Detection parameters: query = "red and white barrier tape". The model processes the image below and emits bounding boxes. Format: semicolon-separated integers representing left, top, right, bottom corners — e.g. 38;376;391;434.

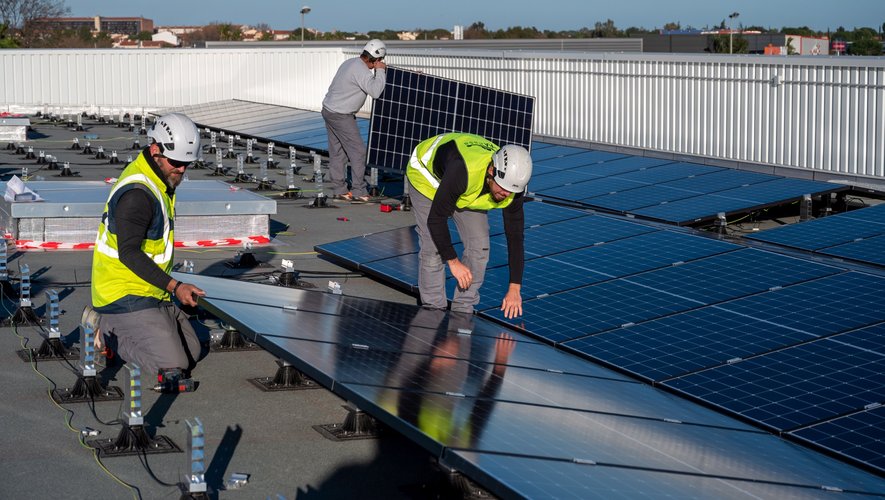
15;235;270;250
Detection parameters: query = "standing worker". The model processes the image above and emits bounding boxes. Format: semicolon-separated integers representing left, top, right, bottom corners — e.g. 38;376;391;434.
322;39;387;203
91;112;207;386
406;133;533;319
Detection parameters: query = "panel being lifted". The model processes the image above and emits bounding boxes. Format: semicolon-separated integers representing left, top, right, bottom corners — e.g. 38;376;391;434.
367;67;534;171
0;180;276;249
174;272;885;499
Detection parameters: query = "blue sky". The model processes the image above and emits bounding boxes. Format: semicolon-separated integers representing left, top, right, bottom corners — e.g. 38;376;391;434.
67;0;883;33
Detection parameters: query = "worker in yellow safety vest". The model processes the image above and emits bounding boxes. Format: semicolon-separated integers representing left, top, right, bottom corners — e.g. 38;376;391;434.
406;133;533;318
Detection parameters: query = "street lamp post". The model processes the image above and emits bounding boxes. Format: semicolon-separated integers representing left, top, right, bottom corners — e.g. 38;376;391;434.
300;6;311;46
728;11;740;54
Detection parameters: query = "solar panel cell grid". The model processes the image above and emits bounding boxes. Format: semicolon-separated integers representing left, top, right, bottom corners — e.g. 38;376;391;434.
368;67;534;171
792;406;885;472
664;325;885;432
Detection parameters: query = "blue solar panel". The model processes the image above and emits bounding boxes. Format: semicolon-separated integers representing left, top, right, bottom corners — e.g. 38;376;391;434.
487;279;701;343
360;253;420;292
528;169;605;192
566;307;817;383
522;215;657;256
658;169;777;193
747;216;885;252
367;68;534;171
840;203;885;224
792;405;885;473
487;200;590;236
532;150;627;170
716;271;885;337
609;162;723;184
821;234;885;266
633;178;843;225
473;230;740;312
529;144;589;161
579;184;704;212
664;324;885;432
535;176;652;201
579;156;674;177
315;226;419;266
624;248;842;304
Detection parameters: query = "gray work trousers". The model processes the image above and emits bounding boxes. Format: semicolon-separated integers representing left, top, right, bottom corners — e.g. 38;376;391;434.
408;178;490;313
100;302;205;377
322;108;368;197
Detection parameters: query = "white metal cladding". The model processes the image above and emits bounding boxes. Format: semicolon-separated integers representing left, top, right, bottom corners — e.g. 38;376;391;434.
1;48;882;180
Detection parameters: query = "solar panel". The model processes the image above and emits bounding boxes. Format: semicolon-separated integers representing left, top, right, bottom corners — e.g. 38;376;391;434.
527;169;607;192
609;162;723;184
664;324;885;433
535;176;653;202
315;226;419;267
747;215;885;252
367;67;534;171
578;184;705;212
840;203;885;224
792;405;885;473
633;178;844;225
175;272;885;497
487;279;701;343
624;248;843;304
521;215;657;257
714;271;885;337
658;169;778;193
821;234;885;266
473;230;741;312
532;150;627;170
566;307;817;383
528;144;588;161
167;99;341;153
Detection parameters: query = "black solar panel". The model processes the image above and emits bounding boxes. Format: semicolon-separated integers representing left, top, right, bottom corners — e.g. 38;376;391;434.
367;67;534;171
748;217;885;251
822;234;885;266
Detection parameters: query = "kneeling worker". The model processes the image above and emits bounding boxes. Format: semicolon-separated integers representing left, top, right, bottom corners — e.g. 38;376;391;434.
406;133;532;319
91;112;207;388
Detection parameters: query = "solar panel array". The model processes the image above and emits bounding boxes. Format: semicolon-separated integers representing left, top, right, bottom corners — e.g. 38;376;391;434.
746;203;885;267
528;144;848;225
367;67;535;171
316;201;885;476
178;272;885;498
168;99;368;154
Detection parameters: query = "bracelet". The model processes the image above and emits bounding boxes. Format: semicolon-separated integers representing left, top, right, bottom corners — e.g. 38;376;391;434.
172;281;184;296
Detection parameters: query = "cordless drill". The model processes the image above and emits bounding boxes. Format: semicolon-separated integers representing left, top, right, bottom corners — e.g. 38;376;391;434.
153;368;196;393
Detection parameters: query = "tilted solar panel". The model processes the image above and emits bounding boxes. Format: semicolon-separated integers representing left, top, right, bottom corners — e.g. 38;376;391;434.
367;67;534;171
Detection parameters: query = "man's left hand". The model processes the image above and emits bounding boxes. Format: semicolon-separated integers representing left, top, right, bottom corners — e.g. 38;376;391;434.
501;284;522;319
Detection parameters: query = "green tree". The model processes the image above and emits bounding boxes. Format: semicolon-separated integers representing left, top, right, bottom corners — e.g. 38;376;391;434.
782;26;818;37
592;19;621;37
0;22;19;47
712;33;748;53
132;30;153;41
1;0;69;47
366;29;398;40
464;21;488;39
217;23;242;41
849;37;883;55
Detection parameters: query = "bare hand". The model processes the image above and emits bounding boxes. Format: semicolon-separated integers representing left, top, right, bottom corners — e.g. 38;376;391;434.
448;259;473;290
500;284;522;319
175;283;206;307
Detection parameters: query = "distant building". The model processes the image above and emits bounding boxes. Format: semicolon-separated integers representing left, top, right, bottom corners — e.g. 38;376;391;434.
398;31;419;41
156;26;202;36
639;32;830;55
152;31;179;46
30;16;154;37
454;25;463;41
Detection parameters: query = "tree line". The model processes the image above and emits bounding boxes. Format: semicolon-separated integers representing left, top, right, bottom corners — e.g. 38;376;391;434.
0;0;882;55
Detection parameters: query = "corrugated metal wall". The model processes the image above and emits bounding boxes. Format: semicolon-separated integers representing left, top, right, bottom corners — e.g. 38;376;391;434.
1;48;882;179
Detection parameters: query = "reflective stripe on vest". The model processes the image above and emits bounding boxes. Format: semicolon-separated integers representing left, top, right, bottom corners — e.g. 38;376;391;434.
94;173;172;265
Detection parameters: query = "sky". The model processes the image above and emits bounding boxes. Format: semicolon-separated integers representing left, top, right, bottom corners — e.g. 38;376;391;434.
65;0;884;33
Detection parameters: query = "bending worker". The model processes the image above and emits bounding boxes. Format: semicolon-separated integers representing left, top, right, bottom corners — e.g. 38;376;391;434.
91;112;207;381
322;39;387;203
406;133;532;319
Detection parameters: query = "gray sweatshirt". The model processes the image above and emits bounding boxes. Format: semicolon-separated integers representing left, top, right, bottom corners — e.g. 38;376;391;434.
321;57;386;114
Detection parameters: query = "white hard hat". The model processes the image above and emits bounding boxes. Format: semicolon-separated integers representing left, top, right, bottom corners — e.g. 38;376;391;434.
147;113;200;162
363;39;386;59
492;145;533;193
